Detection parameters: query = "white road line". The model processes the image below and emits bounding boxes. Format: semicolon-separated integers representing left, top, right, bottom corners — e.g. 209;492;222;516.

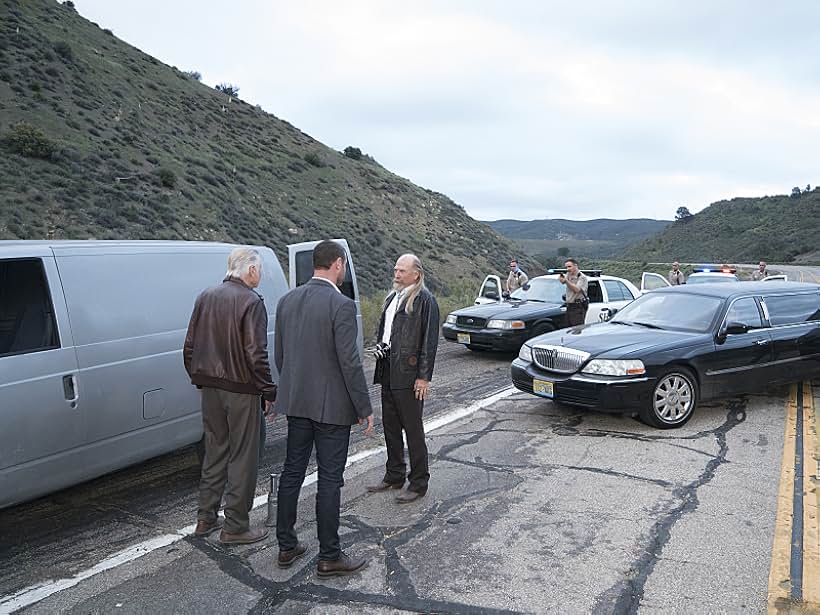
0;385;515;614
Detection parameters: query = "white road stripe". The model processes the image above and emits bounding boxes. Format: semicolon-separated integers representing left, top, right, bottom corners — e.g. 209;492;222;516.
0;385;515;614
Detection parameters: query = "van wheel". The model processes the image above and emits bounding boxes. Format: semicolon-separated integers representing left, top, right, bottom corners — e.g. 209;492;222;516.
640;367;697;429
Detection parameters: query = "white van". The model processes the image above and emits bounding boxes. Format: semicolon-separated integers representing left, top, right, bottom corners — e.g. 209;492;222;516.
0;239;361;509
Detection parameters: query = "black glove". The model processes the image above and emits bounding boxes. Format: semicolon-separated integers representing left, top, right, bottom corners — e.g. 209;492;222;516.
374;342;390;360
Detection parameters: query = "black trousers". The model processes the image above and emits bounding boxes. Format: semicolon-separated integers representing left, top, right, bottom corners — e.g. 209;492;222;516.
276;416;351;561
380;366;429;493
566;302;588;326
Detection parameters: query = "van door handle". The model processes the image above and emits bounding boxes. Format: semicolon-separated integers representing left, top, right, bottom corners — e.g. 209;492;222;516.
63;374;79;408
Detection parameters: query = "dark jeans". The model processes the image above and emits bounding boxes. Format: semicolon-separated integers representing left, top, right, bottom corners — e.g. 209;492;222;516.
566;302;588;326
380;367;429;493
197;388;261;534
276;416;351;561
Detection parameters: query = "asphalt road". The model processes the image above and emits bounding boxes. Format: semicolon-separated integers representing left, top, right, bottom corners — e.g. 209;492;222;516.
1;339;817;614
0;339;514;602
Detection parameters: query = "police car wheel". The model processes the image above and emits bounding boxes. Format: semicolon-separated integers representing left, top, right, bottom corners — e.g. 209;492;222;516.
466;345;486;352
639;367;698;429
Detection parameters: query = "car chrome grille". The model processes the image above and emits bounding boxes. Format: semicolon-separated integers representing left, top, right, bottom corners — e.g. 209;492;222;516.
532;345;589;374
456;316;487;328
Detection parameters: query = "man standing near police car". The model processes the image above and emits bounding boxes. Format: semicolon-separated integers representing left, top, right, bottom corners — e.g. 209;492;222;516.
559;258;589;326
368;254;439;503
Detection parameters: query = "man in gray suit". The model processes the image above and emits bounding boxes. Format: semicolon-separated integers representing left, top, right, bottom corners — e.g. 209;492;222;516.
273;240;374;577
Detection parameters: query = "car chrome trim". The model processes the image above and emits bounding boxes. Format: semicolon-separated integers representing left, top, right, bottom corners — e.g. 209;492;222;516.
570;374;650;384
531;344;590;373
705;353;818;376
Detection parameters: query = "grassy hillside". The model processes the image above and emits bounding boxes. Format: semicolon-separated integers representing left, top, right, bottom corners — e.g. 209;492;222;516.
485;218;671;259
621;192;820;264
0;0;527;295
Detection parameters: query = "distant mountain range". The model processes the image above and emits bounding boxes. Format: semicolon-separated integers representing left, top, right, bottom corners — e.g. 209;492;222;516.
484;218;671;259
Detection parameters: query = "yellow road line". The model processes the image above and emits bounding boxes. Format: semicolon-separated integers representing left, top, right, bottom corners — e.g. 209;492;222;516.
804;383;819;604
768;385;799;613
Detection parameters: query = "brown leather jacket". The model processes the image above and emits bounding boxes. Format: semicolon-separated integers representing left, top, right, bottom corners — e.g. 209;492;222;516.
183;277;276;401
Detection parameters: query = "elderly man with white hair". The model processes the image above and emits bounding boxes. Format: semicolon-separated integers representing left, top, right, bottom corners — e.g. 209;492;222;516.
368;254;440;503
184;247;277;545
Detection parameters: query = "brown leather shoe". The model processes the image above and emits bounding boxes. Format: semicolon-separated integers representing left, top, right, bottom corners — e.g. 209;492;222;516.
193;518;223;537
366;480;404;493
278;543;307;568
395;490;426;504
316;553;368;577
219;527;269;545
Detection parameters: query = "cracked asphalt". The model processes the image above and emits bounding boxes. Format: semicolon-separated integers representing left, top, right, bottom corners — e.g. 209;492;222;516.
1;342;804;614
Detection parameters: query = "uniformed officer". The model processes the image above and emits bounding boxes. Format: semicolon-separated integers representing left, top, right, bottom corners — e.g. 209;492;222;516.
559;259;589;326
668;262;685;285
506;259;529;294
751;261;767;281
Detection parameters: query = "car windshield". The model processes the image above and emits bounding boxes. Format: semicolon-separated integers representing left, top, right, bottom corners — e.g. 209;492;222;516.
688;274;739;284
510;277;565;304
611;292;723;332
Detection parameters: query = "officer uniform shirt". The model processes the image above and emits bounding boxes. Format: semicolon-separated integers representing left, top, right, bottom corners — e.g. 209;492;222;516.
668;270;685;285
751;269;767;281
506;270;529;292
565;271;589;303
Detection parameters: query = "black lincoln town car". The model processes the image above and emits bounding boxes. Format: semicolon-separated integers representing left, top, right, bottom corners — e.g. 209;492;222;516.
511;282;820;428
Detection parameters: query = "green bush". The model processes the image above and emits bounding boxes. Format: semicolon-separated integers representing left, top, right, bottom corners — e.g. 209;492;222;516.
215;83;239;97
3;122;56;159
304;152;324;168
158;168;177;188
343;146;363;160
53;41;73;62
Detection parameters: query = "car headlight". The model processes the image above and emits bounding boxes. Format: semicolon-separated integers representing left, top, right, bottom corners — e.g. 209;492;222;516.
445;314;457;325
487;319;525;330
518;343;533;362
582;359;646;376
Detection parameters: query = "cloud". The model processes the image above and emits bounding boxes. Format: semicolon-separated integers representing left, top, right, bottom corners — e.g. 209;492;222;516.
77;1;820;220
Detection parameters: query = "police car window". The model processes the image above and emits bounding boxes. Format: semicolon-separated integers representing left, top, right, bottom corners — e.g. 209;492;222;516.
764;294;820;326
603;280;629;302
587;281;603;303
481;279;499;296
724;298;763;329
0;259;59;356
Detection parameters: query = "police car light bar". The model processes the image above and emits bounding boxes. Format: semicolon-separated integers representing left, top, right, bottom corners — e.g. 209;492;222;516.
693;265;736;274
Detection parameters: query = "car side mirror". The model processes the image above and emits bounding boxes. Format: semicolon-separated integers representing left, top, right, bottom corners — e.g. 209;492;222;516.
485;291;499;300
717;321;749;343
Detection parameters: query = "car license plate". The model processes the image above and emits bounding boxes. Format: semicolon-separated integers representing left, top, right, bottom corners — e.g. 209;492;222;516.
457;333;471;344
533;379;554;398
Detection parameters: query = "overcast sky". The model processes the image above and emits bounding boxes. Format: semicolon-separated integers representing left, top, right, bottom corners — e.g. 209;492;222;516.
75;1;820;221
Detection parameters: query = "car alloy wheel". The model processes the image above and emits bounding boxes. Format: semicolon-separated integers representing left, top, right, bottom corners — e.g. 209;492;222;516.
641;368;697;428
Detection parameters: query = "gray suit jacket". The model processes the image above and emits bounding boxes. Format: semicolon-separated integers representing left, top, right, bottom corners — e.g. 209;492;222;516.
274;278;372;425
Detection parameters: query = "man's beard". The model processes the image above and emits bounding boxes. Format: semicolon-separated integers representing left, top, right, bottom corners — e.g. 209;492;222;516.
392;280;405;291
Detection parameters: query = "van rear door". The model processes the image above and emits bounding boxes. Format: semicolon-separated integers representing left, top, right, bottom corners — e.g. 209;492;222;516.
287;239;364;358
0;250;84;508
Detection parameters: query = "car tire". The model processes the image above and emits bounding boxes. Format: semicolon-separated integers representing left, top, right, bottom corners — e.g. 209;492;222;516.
640;367;698;429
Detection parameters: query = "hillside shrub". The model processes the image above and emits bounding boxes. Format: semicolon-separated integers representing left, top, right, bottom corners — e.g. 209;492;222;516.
343;146;363;160
304;152;324;168
215;83;239;97
183;70;201;81
157;168;177;188
3;123;56;159
53;41;73;62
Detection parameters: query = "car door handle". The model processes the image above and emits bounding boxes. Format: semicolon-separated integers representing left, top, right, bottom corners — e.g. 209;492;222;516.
63;374;79;408
754;339;770;346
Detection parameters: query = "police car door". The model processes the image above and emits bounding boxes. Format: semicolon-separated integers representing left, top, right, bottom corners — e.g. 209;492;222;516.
475;274;503;305
287;239;364;359
640;272;671;294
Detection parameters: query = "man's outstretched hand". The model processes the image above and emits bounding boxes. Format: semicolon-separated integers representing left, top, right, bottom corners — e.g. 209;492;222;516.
359;415;374;436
